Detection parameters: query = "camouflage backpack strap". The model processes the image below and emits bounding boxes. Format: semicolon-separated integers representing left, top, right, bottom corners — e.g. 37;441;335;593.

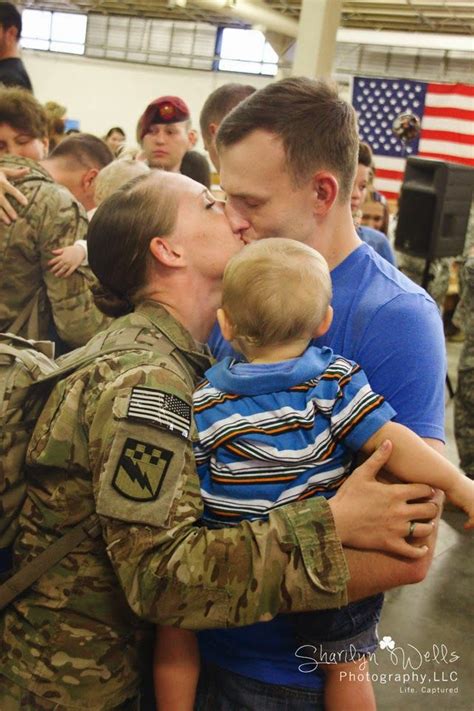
0;514;101;609
107;315;199;392
137;328;197;391
8;289;42;339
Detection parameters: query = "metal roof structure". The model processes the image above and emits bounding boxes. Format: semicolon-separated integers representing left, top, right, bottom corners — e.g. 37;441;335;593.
20;1;474;38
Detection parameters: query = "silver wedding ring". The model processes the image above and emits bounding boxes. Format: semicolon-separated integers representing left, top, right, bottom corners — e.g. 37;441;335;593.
408;520;416;537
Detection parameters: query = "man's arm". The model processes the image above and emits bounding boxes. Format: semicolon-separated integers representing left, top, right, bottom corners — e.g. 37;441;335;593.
345;438;444;601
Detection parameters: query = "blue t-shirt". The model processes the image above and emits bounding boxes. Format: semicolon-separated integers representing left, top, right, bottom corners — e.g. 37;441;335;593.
203;242;446;689
357;225;397;266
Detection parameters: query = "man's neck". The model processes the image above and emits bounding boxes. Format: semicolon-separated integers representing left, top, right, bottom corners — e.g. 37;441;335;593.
0;46;20;60
309;203;362;271
247;339;310;364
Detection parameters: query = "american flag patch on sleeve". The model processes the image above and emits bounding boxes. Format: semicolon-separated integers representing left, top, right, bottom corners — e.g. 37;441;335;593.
127;387;192;439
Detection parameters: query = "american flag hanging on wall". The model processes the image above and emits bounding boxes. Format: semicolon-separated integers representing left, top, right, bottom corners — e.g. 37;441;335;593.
351;76;474;201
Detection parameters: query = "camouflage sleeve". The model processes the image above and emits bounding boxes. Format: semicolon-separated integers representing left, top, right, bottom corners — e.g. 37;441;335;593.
37;184;109;347
464;255;474;288
87;360;349;630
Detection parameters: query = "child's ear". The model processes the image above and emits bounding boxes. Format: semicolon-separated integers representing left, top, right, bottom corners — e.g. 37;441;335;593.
314;305;333;338
217;308;235;342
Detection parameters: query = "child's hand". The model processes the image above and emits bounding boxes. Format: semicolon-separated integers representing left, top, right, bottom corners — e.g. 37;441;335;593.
48;244;86;277
445;476;474;530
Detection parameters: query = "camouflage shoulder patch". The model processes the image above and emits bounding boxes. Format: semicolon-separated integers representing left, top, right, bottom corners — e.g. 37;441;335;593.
112;437;173;502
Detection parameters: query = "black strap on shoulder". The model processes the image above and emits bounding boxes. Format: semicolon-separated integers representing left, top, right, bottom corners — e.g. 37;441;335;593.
0;514;101;610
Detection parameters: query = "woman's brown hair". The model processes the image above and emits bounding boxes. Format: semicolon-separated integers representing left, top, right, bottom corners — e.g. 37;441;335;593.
87;171;179;317
0;85;48;139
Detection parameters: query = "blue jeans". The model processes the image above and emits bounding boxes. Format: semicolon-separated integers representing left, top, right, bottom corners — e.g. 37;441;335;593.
195;662;324;711
293;593;383;661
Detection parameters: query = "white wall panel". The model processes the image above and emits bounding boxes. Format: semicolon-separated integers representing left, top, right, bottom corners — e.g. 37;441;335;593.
22;49;272;149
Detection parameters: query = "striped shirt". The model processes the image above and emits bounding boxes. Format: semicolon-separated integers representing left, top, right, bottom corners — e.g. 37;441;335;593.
193;345;396;525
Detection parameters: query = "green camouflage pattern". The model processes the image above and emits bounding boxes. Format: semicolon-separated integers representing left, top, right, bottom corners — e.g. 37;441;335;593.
455;254;474;478
0;675;140;710
0;156;109;348
452;202;474;331
0;335;58;552
396;252;452;309
0;301;349;709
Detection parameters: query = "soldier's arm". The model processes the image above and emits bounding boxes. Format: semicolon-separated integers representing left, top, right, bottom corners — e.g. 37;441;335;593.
37;185;109;347
88;362;436;630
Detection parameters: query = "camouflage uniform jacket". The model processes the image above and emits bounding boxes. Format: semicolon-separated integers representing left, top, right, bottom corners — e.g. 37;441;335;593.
462;255;474;340
0;156;108;347
0;301;349;709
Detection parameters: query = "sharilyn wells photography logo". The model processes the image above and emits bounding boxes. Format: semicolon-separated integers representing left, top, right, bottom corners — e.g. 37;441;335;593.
295;635;460;697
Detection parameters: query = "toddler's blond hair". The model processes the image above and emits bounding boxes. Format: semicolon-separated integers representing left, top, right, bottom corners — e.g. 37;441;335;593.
94;158;150;205
222;238;332;353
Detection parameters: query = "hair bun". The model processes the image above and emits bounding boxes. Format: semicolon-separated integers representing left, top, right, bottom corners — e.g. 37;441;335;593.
92;283;133;318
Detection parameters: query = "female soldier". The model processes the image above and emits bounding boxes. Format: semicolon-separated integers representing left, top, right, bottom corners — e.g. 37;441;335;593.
0;171;437;709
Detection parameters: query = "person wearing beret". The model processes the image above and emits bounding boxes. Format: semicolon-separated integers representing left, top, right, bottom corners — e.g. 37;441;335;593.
137;95;194;173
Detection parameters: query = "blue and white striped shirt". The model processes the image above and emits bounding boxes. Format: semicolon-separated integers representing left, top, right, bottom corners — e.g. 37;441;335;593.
193;345;395;526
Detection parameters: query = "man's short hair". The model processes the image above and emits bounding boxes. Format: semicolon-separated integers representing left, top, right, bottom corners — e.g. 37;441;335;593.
0;85;48;138
222;238;332;352
358;142;373;168
217;77;359;203
0;2;21;37
199;83;256;145
49;134;113;170
180;150;211;188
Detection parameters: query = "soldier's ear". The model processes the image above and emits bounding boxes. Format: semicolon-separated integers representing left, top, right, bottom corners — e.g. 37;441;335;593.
149;236;184;268
82;168;99;190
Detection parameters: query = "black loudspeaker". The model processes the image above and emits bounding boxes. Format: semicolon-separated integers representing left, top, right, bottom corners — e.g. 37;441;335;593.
395;157;474;259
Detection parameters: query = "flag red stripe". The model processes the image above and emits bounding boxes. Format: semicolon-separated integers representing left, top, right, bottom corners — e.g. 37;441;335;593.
427;83;474;97
378;190;400;201
423;106;474;121
420;129;474;145
375;168;404;180
419;151;474;166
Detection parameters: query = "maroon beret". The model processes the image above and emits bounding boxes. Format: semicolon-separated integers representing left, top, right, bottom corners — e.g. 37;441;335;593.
138;96;191;140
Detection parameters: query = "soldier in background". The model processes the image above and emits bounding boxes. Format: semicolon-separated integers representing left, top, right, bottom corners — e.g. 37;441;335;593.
396;251;452;312
0;86;109;349
137;95;194;172
455;204;474;479
0;170;436;709
41;132;113;213
199;82;256;171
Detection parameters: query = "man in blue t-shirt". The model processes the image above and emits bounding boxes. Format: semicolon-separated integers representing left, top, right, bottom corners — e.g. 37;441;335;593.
198;77;446;711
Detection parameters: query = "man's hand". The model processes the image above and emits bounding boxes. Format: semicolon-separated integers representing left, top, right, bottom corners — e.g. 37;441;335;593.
0;168;29;224
328;440;438;558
